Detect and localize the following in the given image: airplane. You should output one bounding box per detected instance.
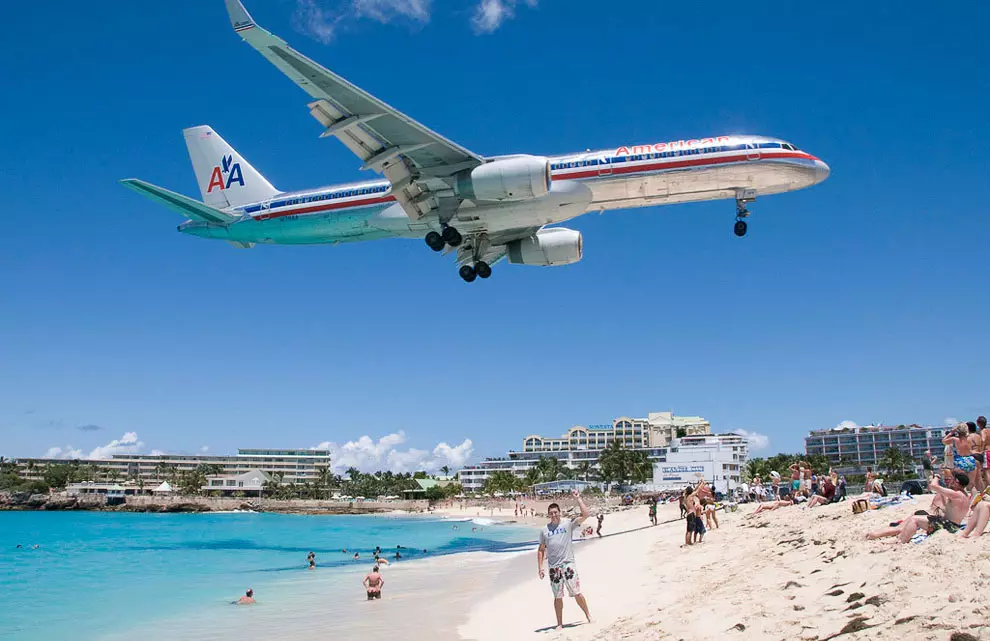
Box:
[121,0,830,282]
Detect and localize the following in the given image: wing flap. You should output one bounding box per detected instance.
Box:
[120,179,236,225]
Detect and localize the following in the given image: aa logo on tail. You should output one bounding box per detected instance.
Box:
[207,155,245,193]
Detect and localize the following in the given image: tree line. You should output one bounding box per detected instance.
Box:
[480,441,653,494]
[0,457,464,500]
[744,448,919,484]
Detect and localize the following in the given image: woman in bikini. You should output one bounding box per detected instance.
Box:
[944,423,978,492]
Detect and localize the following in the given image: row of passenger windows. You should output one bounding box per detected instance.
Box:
[550,142,797,171]
[244,184,390,213]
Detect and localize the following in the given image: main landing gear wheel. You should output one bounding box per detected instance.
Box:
[441,226,462,247]
[424,231,445,252]
[475,261,492,279]
[733,220,748,237]
[459,264,477,282]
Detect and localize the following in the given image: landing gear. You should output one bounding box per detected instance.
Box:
[734,191,755,238]
[475,261,492,279]
[441,226,462,247]
[459,264,477,282]
[424,231,444,252]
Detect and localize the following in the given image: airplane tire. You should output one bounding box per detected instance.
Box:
[733,220,748,237]
[459,265,477,282]
[442,227,462,247]
[425,231,444,252]
[475,261,492,279]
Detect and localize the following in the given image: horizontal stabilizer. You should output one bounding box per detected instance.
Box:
[120,179,236,224]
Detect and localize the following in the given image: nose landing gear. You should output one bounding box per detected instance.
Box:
[734,190,755,237]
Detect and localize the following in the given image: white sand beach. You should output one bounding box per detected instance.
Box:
[459,499,990,641]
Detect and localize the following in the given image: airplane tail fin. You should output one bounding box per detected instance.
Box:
[183,125,279,209]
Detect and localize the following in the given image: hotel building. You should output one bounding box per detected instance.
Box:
[804,424,947,466]
[13,448,330,486]
[458,411,746,492]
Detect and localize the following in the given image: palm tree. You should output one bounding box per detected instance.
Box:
[440,465,451,478]
[523,467,541,489]
[575,461,593,482]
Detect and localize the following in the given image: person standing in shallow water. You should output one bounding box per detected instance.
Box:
[537,490,592,630]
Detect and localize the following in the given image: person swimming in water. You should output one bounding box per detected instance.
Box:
[353,552,360,560]
[363,566,384,600]
[236,589,256,605]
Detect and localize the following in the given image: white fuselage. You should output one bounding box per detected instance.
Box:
[179,134,829,245]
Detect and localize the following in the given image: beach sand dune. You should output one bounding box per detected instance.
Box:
[460,499,990,641]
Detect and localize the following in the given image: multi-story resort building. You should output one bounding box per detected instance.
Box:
[458,411,748,492]
[13,448,330,485]
[804,424,947,466]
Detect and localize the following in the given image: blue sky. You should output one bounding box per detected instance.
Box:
[1,0,987,469]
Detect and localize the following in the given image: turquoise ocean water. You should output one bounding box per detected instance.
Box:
[0,511,535,640]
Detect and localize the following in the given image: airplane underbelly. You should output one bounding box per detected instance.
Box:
[454,180,593,234]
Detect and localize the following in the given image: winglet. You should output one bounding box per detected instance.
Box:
[225,0,257,33]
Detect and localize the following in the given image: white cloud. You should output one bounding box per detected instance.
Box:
[150,449,166,456]
[944,417,959,427]
[314,431,474,474]
[87,432,144,460]
[353,0,430,23]
[835,420,859,430]
[293,0,430,43]
[43,446,83,459]
[200,446,210,453]
[732,429,770,452]
[471,0,537,34]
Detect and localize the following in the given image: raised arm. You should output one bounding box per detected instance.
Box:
[572,490,590,525]
[929,476,961,500]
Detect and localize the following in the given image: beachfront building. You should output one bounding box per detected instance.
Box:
[65,481,148,497]
[650,434,748,493]
[202,469,271,497]
[13,448,331,486]
[401,478,457,500]
[457,410,745,492]
[804,424,946,466]
[520,412,710,453]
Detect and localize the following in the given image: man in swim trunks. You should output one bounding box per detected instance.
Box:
[927,470,970,530]
[363,566,384,600]
[537,490,592,630]
[969,420,986,493]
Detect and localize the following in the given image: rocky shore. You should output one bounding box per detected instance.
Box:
[0,491,429,514]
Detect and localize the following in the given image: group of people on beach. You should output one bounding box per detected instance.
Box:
[866,418,990,543]
[743,419,990,544]
[678,479,718,545]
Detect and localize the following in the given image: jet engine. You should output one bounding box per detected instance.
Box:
[506,228,583,266]
[454,155,551,202]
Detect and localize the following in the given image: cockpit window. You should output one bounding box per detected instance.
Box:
[781,143,799,151]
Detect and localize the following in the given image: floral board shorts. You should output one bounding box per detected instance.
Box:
[955,454,977,473]
[548,562,581,598]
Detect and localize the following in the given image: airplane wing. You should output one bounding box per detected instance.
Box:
[224,0,484,223]
[120,179,236,224]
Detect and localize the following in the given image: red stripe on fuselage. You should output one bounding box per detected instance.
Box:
[252,195,397,221]
[551,151,818,181]
[249,151,817,221]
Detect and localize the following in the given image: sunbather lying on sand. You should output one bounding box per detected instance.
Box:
[749,498,793,515]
